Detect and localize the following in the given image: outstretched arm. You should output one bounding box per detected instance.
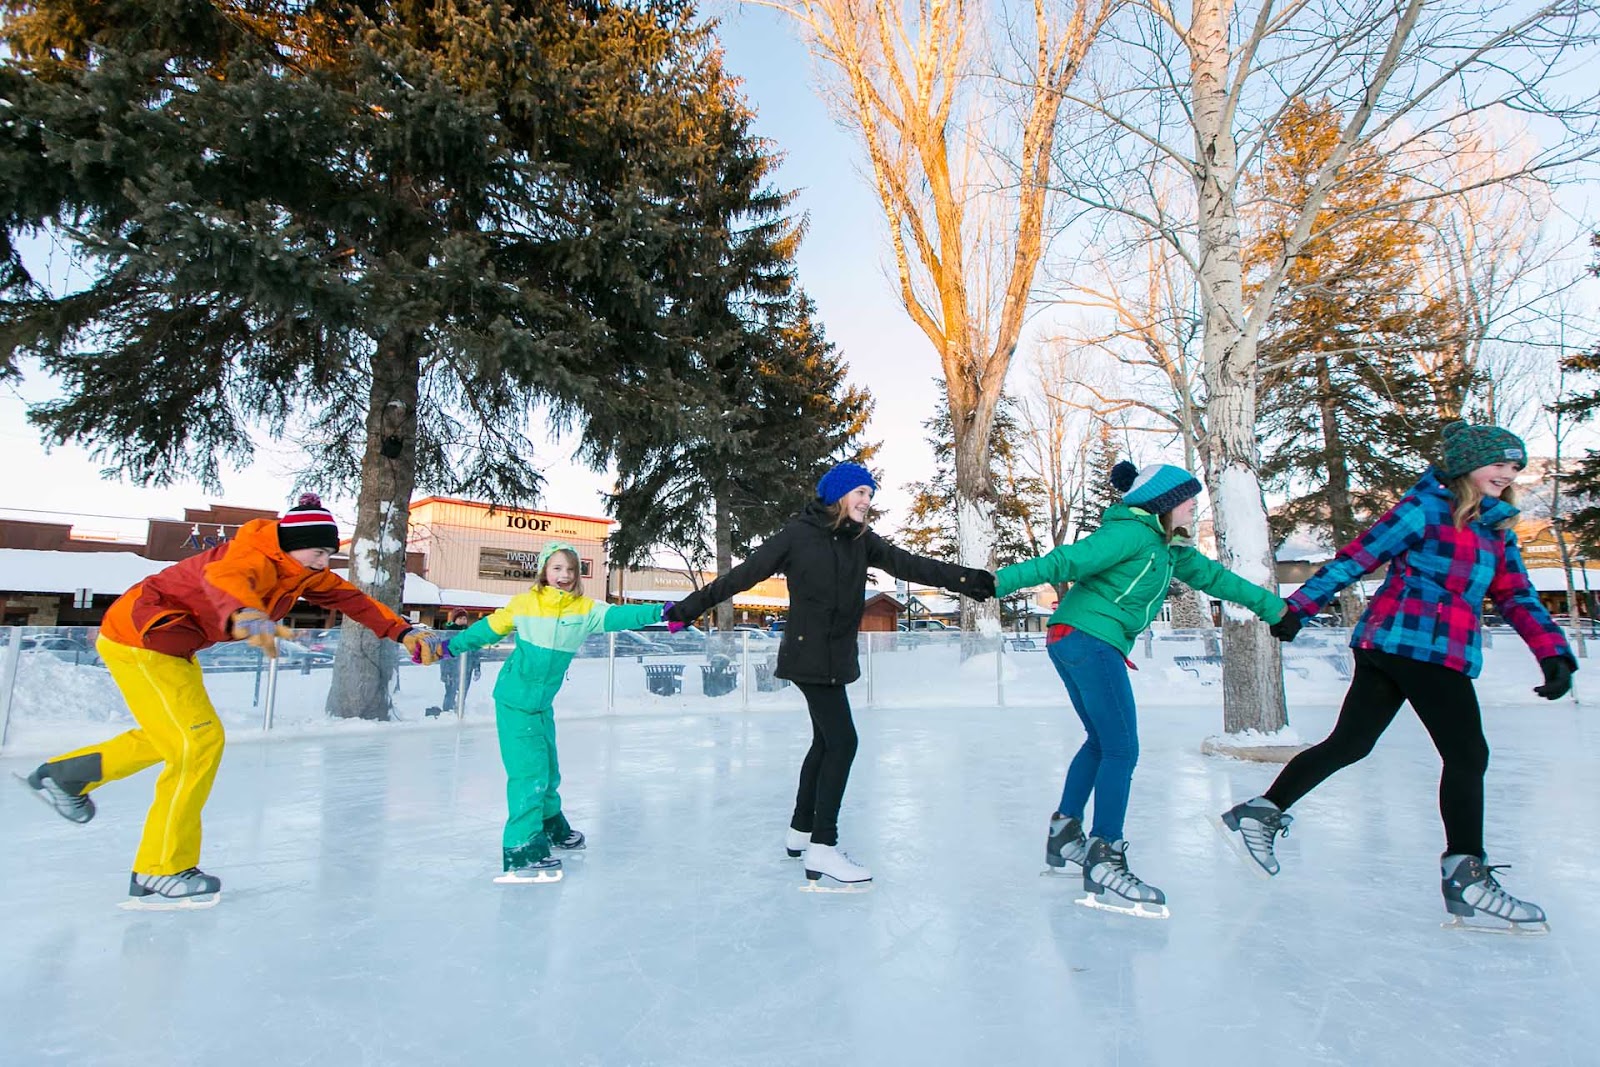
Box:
[1287,495,1427,618]
[667,529,792,623]
[995,527,1140,599]
[1172,548,1285,623]
[864,532,991,598]
[1489,532,1574,666]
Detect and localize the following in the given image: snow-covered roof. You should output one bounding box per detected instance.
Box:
[436,587,515,610]
[622,589,789,608]
[0,549,168,595]
[333,569,444,606]
[1526,567,1600,594]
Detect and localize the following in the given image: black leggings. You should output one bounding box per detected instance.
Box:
[1264,648,1490,857]
[791,683,858,847]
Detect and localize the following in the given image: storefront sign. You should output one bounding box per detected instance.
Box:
[478,546,591,582]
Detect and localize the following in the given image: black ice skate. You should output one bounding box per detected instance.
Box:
[1218,797,1292,878]
[1441,854,1548,934]
[495,835,564,884]
[544,813,586,852]
[1078,837,1169,920]
[121,868,222,910]
[16,761,96,824]
[1042,813,1087,876]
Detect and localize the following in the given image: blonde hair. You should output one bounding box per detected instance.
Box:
[822,500,869,539]
[535,548,582,590]
[1444,475,1518,531]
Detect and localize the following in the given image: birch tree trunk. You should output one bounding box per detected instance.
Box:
[326,330,420,720]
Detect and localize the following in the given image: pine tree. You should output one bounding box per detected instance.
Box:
[1553,231,1600,553]
[601,72,874,631]
[0,0,735,717]
[1249,98,1468,549]
[1076,420,1122,535]
[898,385,1043,622]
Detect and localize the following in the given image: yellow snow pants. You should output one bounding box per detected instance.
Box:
[47,638,226,875]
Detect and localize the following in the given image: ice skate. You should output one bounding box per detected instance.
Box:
[1440,854,1548,934]
[120,868,222,910]
[801,843,872,893]
[545,813,586,852]
[1217,797,1292,878]
[1042,813,1087,876]
[786,827,812,859]
[16,765,96,824]
[494,857,564,884]
[1077,838,1169,920]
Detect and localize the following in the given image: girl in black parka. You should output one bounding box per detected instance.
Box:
[664,463,994,889]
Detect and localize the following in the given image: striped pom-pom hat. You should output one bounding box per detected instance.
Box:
[278,493,340,553]
[1111,460,1202,517]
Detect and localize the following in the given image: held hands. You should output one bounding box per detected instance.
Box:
[1534,655,1575,700]
[403,628,453,666]
[230,608,294,658]
[1268,611,1304,643]
[958,569,996,603]
[662,602,686,634]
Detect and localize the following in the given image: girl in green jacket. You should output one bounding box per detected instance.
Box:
[447,542,666,884]
[996,461,1286,917]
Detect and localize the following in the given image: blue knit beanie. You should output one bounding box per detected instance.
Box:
[816,462,878,505]
[1111,460,1202,516]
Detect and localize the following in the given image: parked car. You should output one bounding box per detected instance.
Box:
[641,622,707,654]
[17,634,96,664]
[580,631,675,659]
[904,618,954,632]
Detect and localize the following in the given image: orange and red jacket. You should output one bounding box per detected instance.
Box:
[100,518,411,659]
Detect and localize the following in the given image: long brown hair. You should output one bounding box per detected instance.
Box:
[1159,510,1192,545]
[821,500,870,539]
[1444,475,1518,531]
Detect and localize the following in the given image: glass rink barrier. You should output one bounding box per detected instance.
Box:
[0,619,1567,755]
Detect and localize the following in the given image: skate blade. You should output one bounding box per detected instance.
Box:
[1441,915,1549,935]
[119,892,221,911]
[799,877,872,894]
[1075,893,1169,920]
[1041,863,1084,877]
[494,870,563,884]
[1211,813,1278,880]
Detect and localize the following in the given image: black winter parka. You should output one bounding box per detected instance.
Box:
[667,501,991,686]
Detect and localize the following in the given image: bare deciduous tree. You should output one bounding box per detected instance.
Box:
[1052,0,1600,734]
[759,0,1116,626]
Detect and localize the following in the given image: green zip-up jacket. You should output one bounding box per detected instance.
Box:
[448,585,663,711]
[995,504,1286,655]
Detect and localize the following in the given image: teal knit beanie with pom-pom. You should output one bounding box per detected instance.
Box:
[1111,461,1202,516]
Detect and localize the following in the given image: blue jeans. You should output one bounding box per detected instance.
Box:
[1047,629,1139,841]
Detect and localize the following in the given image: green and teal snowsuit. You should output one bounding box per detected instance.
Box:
[449,544,663,869]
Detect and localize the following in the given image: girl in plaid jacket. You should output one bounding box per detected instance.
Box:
[1218,422,1575,931]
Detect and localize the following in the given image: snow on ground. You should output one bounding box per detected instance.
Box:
[1,641,1595,1065]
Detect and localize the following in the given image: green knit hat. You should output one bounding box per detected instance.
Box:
[1439,421,1526,479]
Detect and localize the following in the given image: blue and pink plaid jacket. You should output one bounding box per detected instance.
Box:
[1287,471,1571,678]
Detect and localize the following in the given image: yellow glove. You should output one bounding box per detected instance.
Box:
[231,608,294,658]
[402,628,450,667]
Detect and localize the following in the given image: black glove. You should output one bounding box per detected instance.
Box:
[1534,655,1576,700]
[1269,611,1303,643]
[958,569,996,602]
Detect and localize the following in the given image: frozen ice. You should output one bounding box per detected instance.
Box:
[1,636,1597,1064]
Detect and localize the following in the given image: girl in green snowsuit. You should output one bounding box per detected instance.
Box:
[996,461,1286,913]
[448,542,664,881]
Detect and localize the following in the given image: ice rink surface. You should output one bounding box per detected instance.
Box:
[3,691,1597,1066]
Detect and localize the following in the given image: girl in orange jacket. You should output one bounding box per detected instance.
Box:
[18,494,447,908]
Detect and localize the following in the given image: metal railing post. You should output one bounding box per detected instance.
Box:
[0,627,24,751]
[997,630,1006,707]
[456,647,469,721]
[741,630,751,711]
[866,632,875,709]
[262,652,281,732]
[606,632,616,712]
